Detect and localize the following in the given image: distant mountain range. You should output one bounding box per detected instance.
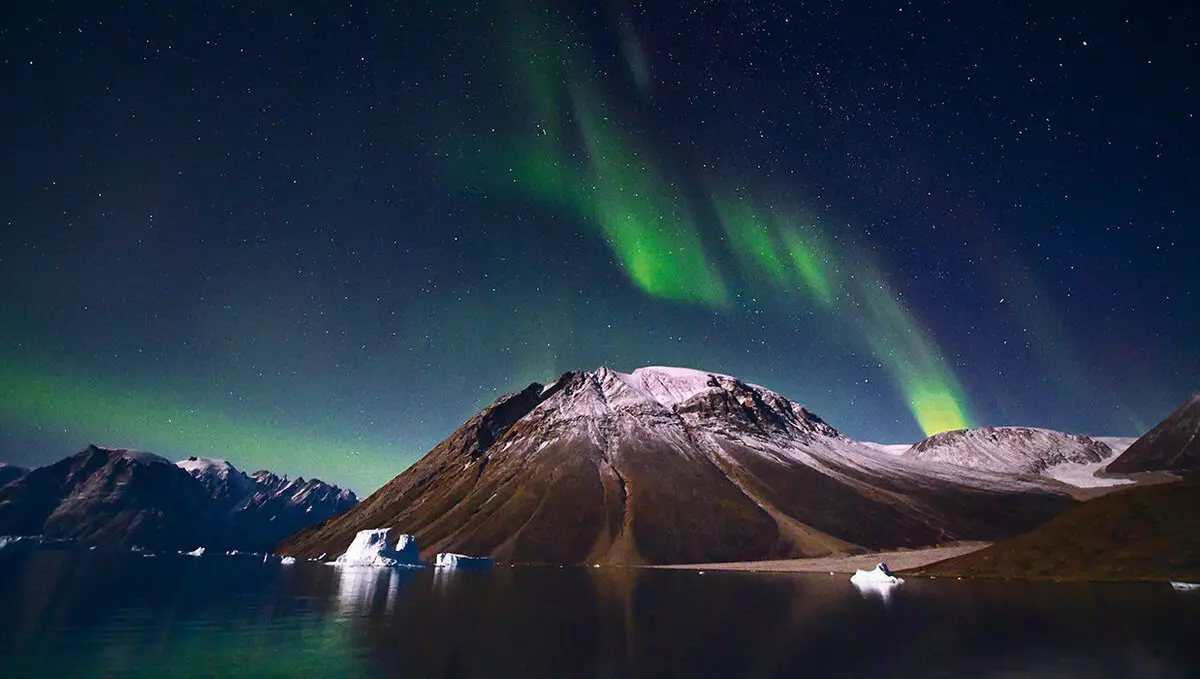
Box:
[904,427,1117,475]
[0,445,357,551]
[280,366,1080,565]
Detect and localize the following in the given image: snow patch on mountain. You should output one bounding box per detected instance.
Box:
[1045,459,1134,488]
[860,442,911,456]
[111,448,172,465]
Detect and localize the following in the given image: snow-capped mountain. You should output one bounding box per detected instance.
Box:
[0,445,223,550]
[176,457,258,508]
[280,366,1076,565]
[176,457,358,550]
[0,446,358,551]
[1106,394,1200,475]
[904,427,1116,476]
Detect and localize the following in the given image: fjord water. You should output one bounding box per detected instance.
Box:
[2,551,1200,678]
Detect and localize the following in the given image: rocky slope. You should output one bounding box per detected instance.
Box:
[0,463,26,488]
[904,427,1116,475]
[0,446,358,551]
[280,366,1076,565]
[914,477,1200,581]
[1105,395,1200,475]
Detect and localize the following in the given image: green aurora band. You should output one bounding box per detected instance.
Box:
[494,6,973,435]
[0,361,401,492]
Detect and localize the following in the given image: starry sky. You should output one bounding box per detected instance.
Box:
[1,1,1196,493]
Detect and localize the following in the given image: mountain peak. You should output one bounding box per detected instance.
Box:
[1105,393,1200,475]
[280,364,1072,565]
[84,444,172,466]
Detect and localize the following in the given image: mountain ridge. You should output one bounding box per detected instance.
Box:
[279,366,1076,565]
[0,445,357,550]
[1105,395,1200,475]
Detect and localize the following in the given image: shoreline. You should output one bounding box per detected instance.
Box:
[646,543,990,574]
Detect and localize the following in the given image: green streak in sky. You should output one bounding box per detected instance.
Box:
[0,362,400,493]
[715,195,788,286]
[854,269,973,434]
[484,4,971,435]
[778,225,836,307]
[717,196,972,434]
[570,83,726,305]
[498,5,726,306]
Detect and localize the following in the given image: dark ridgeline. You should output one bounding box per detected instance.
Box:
[917,393,1200,581]
[1105,395,1200,475]
[279,367,1077,565]
[0,463,26,488]
[0,445,357,551]
[914,477,1200,582]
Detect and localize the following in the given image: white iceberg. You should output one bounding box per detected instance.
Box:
[280,556,296,565]
[850,562,904,600]
[1170,582,1200,591]
[850,562,904,586]
[182,547,205,557]
[434,552,493,569]
[333,528,424,567]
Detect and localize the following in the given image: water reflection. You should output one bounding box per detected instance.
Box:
[2,551,1200,678]
[850,577,902,602]
[334,567,406,617]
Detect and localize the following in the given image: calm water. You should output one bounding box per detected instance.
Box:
[2,550,1199,678]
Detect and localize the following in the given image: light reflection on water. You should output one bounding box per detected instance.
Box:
[1,549,1199,678]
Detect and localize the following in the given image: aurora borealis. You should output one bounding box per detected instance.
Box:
[1,1,1196,492]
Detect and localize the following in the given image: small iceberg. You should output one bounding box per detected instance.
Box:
[435,553,492,570]
[1170,582,1200,591]
[850,562,904,600]
[182,547,206,557]
[333,528,424,567]
[850,562,904,586]
[280,556,296,565]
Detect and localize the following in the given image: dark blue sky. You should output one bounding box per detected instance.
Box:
[1,0,1196,492]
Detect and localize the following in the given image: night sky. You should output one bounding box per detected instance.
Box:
[2,1,1196,493]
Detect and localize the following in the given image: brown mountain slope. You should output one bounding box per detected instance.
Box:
[913,477,1200,581]
[278,367,1076,565]
[1105,395,1200,475]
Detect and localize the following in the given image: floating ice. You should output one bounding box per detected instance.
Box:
[182,547,205,557]
[850,562,904,600]
[1170,582,1200,591]
[850,562,904,586]
[333,529,424,567]
[280,556,296,565]
[434,553,492,569]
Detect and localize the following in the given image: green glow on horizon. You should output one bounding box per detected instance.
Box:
[0,362,403,493]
